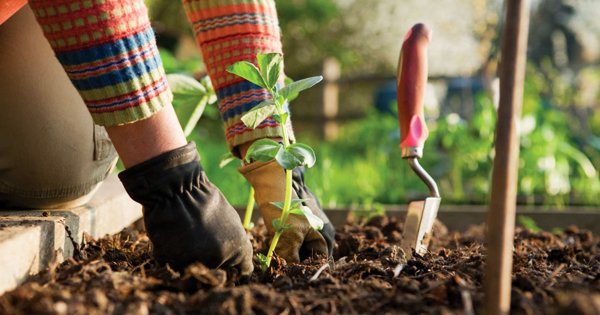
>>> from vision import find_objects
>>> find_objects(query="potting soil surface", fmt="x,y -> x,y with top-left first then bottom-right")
1,215 -> 600,315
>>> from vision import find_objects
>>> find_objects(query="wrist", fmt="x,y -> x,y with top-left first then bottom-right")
105,105 -> 188,169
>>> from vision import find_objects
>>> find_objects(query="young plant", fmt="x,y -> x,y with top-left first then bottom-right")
219,152 -> 255,230
227,53 -> 324,270
166,74 -> 217,137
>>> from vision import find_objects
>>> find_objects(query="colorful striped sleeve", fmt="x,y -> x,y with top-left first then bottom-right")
29,0 -> 172,126
183,0 -> 295,157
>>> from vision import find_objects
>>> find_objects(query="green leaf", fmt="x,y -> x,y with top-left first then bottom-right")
273,112 -> 289,124
270,198 -> 309,210
227,61 -> 267,88
207,94 -> 218,105
283,224 -> 292,230
246,139 -> 281,163
286,143 -> 316,168
219,152 -> 235,168
167,74 -> 211,133
284,77 -> 294,86
257,53 -> 283,89
272,218 -> 282,230
200,75 -> 213,89
279,76 -> 323,101
171,96 -> 203,131
257,253 -> 268,262
275,148 -> 302,170
283,77 -> 299,102
241,100 -> 276,129
290,206 -> 324,231
200,76 -> 218,105
182,97 -> 208,137
167,74 -> 207,96
256,253 -> 269,271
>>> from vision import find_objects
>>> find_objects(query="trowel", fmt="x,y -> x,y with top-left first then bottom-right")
397,24 -> 441,259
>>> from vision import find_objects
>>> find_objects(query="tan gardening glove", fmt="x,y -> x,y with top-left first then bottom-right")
239,159 -> 334,263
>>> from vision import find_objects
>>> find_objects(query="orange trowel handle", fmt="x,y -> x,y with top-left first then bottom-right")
397,24 -> 432,150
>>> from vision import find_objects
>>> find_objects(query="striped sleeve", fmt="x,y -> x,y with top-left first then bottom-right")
29,0 -> 172,126
183,0 -> 295,156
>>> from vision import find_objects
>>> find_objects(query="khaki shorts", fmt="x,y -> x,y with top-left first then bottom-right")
0,6 -> 118,209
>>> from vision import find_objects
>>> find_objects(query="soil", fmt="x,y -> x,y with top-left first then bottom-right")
1,215 -> 600,315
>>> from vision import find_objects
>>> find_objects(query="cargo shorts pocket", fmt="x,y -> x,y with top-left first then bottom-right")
93,125 -> 115,161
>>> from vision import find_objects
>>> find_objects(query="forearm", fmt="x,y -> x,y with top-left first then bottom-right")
104,105 -> 186,168
29,0 -> 172,127
29,0 -> 188,167
183,0 -> 294,157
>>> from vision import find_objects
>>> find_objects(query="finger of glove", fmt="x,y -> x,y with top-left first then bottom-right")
275,227 -> 304,263
291,168 -> 334,255
233,252 -> 254,284
299,228 -> 328,261
292,168 -> 330,224
221,237 -> 254,283
239,160 -> 286,231
320,222 -> 335,257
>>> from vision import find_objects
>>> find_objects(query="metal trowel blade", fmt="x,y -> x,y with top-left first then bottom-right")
401,197 -> 441,259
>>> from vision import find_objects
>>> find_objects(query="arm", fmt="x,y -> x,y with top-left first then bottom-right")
28,0 -> 252,277
183,0 -> 292,158
184,0 -> 334,263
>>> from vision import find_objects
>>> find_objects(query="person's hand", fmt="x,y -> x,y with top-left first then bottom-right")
119,142 -> 253,280
239,160 -> 335,263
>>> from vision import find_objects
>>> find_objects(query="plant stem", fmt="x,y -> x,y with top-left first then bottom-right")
243,187 -> 255,230
265,229 -> 282,270
264,91 -> 294,268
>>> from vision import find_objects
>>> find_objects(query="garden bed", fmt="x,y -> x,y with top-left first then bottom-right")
1,216 -> 599,314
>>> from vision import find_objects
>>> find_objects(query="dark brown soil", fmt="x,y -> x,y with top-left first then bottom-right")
1,216 -> 600,315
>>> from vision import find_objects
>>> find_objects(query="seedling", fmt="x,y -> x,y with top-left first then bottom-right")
166,74 -> 217,137
227,52 -> 324,270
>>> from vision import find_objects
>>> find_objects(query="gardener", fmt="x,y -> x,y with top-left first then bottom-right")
0,0 -> 334,278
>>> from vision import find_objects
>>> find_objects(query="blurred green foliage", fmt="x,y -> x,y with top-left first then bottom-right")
145,0 -> 600,208
159,50 -> 203,76
276,0 -> 359,76
146,0 -> 357,79
154,40 -> 600,208
517,215 -> 543,232
186,62 -> 600,208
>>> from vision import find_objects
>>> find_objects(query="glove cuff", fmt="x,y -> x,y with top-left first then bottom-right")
119,141 -> 201,202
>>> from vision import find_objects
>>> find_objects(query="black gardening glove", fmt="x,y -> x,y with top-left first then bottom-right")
292,166 -> 335,258
119,142 -> 253,279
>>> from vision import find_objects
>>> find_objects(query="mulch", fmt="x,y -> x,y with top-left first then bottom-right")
1,215 -> 600,315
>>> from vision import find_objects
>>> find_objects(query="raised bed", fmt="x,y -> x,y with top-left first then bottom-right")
237,205 -> 600,234
1,211 -> 599,314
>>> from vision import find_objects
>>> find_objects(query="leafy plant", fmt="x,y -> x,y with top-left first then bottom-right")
227,52 -> 324,270
166,74 -> 217,137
